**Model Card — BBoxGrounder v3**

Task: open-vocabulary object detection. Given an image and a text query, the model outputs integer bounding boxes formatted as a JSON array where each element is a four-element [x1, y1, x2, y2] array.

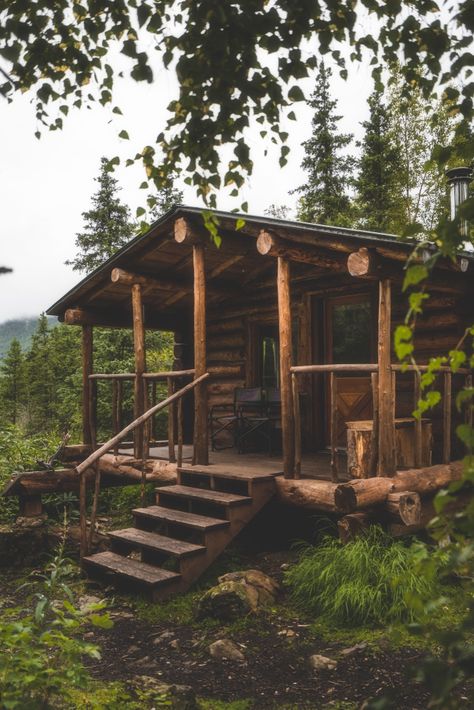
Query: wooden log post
[[277, 257, 295, 478], [329, 371, 338, 482], [257, 230, 345, 270], [292, 373, 302, 479], [167, 377, 176, 463], [81, 325, 93, 446], [443, 371, 452, 464], [132, 283, 146, 459], [193, 243, 209, 465], [377, 279, 396, 476]]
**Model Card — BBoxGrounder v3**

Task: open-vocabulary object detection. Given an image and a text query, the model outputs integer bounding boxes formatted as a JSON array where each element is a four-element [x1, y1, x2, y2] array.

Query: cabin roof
[[47, 204, 473, 324]]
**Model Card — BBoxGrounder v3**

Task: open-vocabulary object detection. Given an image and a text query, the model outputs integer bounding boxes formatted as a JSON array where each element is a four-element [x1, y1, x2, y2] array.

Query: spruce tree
[[0, 338, 26, 424], [147, 178, 184, 221], [66, 157, 135, 273], [354, 87, 403, 234], [295, 63, 355, 226]]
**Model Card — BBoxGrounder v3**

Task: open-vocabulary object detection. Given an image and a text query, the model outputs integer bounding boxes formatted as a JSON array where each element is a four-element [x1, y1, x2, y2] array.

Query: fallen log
[[97, 453, 177, 484], [335, 461, 463, 513], [276, 478, 338, 512], [385, 491, 421, 526]]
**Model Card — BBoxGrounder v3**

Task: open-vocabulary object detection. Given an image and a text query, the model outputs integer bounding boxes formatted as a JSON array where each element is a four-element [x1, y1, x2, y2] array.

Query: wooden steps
[[83, 461, 281, 600]]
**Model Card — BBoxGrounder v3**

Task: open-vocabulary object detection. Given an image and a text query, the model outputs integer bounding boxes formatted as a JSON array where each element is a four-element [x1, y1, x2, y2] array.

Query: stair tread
[[133, 505, 229, 530], [109, 528, 205, 557], [158, 484, 251, 506], [83, 551, 180, 587], [179, 465, 282, 481]]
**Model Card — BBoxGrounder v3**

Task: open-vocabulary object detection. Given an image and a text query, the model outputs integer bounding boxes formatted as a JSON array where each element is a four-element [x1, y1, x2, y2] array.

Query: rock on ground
[[198, 568, 279, 621], [209, 639, 246, 663], [309, 654, 338, 671]]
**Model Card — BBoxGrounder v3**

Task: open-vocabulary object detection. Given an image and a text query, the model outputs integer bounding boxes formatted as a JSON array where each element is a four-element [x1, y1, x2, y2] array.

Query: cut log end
[[257, 230, 276, 255]]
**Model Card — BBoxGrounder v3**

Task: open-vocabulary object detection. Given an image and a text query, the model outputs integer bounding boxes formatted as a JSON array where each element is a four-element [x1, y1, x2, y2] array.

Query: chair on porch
[[209, 387, 266, 452]]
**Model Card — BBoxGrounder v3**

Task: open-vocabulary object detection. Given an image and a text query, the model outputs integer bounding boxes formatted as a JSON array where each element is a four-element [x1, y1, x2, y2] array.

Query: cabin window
[[328, 297, 373, 364]]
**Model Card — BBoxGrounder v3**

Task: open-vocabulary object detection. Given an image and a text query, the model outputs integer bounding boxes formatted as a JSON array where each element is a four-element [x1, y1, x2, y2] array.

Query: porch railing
[[88, 369, 196, 459], [77, 372, 209, 561], [290, 363, 472, 481]]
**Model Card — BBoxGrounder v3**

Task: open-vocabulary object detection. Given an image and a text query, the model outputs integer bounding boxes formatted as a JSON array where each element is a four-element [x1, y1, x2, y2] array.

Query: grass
[[284, 526, 442, 627]]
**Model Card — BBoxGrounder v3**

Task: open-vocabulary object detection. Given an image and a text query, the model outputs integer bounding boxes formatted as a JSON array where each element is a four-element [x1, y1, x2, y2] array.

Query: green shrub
[[285, 526, 441, 626], [0, 523, 112, 708]]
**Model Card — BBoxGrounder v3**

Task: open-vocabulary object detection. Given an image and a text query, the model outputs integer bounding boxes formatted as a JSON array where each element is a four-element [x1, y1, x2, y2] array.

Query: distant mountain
[[0, 316, 58, 359]]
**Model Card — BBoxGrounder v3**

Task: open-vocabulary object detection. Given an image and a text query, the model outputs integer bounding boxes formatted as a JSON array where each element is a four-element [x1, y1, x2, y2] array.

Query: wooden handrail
[[142, 369, 195, 379], [391, 364, 471, 374], [77, 373, 209, 476], [291, 363, 379, 374], [89, 373, 135, 380], [77, 372, 210, 561]]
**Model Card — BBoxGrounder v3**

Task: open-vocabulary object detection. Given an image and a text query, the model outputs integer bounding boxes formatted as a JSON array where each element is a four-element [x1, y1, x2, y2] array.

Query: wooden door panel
[[335, 377, 373, 445]]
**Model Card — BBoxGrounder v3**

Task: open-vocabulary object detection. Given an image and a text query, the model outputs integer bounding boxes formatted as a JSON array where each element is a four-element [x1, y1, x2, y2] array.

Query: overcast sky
[[0, 54, 373, 323]]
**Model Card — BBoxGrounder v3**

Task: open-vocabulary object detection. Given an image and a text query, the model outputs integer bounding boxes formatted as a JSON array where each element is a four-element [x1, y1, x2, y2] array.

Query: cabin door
[[312, 293, 375, 448]]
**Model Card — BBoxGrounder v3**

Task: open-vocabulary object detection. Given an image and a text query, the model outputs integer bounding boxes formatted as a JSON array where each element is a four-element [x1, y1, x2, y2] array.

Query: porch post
[[277, 256, 295, 478], [132, 283, 146, 459], [81, 324, 93, 446], [377, 278, 396, 476], [193, 243, 209, 465]]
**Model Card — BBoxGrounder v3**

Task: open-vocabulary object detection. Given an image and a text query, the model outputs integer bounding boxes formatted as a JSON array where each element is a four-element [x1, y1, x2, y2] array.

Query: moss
[[133, 589, 202, 625], [65, 680, 138, 709], [198, 700, 252, 710]]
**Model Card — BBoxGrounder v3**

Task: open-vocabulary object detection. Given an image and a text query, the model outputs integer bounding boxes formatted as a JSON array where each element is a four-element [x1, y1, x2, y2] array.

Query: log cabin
[[5, 169, 473, 598]]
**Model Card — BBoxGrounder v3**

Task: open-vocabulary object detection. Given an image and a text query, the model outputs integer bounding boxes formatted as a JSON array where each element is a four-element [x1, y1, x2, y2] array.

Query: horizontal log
[[208, 333, 245, 349], [174, 216, 204, 244], [335, 461, 463, 513], [89, 373, 135, 380], [142, 369, 195, 379], [207, 349, 245, 363], [59, 444, 92, 461], [208, 381, 246, 396], [385, 491, 421, 525], [276, 478, 338, 512], [98, 454, 177, 484], [208, 365, 244, 378], [347, 248, 396, 279], [62, 308, 177, 331], [292, 363, 378, 374], [257, 230, 346, 270], [208, 318, 245, 334]]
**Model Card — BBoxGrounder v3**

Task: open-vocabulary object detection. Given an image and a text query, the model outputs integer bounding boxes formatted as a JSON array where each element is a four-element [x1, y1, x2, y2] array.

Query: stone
[[308, 654, 338, 671], [133, 676, 197, 710], [198, 569, 279, 621], [340, 642, 368, 657], [170, 639, 180, 650], [209, 639, 245, 663], [77, 594, 102, 612]]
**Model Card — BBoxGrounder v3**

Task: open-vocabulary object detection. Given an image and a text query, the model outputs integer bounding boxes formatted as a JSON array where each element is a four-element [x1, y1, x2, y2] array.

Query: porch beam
[[377, 279, 396, 476], [193, 243, 209, 465], [132, 283, 146, 458], [81, 325, 93, 446], [277, 256, 295, 478], [257, 230, 346, 270], [63, 307, 177, 331]]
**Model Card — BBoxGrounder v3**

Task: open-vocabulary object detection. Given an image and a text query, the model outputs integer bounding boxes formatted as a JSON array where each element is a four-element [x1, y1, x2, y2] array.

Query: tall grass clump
[[285, 526, 441, 626]]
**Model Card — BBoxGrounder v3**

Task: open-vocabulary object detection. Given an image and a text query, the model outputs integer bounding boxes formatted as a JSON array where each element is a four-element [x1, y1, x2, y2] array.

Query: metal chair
[[209, 387, 265, 452]]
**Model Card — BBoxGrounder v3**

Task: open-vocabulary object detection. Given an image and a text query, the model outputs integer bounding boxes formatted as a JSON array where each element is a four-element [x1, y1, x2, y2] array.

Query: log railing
[[291, 364, 379, 482], [87, 369, 195, 459], [291, 362, 472, 481], [77, 372, 209, 561]]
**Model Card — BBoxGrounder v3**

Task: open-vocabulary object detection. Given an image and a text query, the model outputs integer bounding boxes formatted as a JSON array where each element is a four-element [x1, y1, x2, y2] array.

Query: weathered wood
[[193, 243, 209, 465], [89, 373, 135, 380], [81, 325, 93, 446], [291, 363, 378, 374], [338, 512, 371, 544], [132, 283, 146, 459], [18, 494, 43, 518], [64, 307, 176, 331], [59, 444, 92, 462], [292, 373, 301, 479], [208, 365, 244, 378], [385, 491, 421, 525], [174, 216, 202, 244], [347, 247, 393, 279], [88, 464, 101, 551], [414, 371, 422, 467], [257, 230, 345, 270], [89, 378, 98, 449], [167, 377, 176, 464], [377, 279, 396, 476], [142, 369, 195, 379], [112, 379, 122, 456], [177, 396, 184, 468], [329, 371, 338, 482], [443, 371, 452, 464], [335, 460, 463, 513], [369, 372, 379, 477], [276, 478, 338, 512], [277, 257, 294, 478], [79, 470, 87, 561]]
